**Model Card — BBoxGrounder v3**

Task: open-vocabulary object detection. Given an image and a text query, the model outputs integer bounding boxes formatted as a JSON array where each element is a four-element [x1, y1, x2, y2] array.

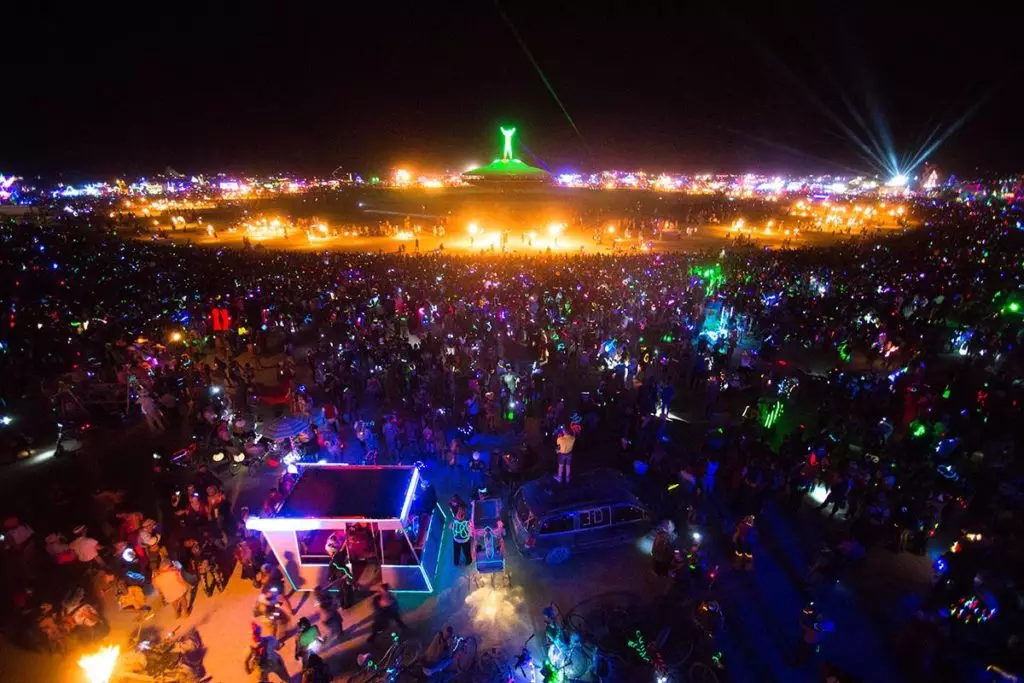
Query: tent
[[261, 416, 310, 441]]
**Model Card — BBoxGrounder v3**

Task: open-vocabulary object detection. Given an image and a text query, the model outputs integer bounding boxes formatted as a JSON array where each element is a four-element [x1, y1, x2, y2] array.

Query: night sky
[[4, 3, 1022, 178]]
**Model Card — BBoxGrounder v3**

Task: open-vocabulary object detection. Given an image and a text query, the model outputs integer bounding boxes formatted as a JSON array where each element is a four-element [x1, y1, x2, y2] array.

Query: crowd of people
[[1, 192, 1023, 681]]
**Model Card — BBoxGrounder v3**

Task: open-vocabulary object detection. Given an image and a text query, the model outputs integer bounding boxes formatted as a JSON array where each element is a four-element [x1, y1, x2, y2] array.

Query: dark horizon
[[3, 3, 1022, 179]]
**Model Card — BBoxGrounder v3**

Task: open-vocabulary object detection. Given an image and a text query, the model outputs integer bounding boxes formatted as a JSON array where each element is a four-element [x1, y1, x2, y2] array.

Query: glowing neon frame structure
[[246, 464, 443, 593]]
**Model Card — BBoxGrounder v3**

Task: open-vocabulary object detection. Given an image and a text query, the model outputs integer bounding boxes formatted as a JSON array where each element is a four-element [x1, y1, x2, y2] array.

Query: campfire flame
[[78, 645, 120, 683]]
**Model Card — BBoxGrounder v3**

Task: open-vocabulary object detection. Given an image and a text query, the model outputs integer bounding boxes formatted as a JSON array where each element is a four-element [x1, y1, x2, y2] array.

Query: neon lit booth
[[246, 465, 443, 593]]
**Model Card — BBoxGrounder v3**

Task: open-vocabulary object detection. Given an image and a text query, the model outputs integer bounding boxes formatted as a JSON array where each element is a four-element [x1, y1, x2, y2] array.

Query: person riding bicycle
[[254, 587, 289, 647], [294, 616, 323, 667]]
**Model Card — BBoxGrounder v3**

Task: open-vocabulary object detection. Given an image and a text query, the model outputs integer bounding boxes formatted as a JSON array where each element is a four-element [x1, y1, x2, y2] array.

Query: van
[[509, 469, 650, 564]]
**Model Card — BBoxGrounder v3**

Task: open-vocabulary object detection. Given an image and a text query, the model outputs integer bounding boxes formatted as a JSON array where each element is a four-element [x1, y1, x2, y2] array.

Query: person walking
[[314, 586, 345, 644], [245, 623, 289, 682], [368, 583, 406, 642], [294, 616, 323, 667], [451, 507, 473, 567], [153, 559, 191, 619]]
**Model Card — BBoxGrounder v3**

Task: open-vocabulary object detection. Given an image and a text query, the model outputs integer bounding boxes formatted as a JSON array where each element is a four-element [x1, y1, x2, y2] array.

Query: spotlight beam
[[750, 45, 891, 176], [716, 125, 870, 176]]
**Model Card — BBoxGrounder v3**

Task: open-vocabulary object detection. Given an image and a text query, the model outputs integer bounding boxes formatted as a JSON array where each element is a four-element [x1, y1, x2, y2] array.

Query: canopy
[[261, 416, 309, 441]]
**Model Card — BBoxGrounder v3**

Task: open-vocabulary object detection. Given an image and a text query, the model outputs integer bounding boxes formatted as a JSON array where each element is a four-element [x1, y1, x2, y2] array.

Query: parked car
[[508, 468, 650, 564]]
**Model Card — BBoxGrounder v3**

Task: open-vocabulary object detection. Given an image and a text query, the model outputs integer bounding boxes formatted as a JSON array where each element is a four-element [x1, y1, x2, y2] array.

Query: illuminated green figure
[[500, 126, 516, 161]]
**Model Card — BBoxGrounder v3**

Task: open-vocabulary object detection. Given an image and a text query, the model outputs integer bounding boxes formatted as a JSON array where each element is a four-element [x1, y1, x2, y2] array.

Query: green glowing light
[[942, 385, 951, 400], [462, 158, 549, 178], [838, 341, 851, 363], [500, 126, 517, 160], [1008, 302, 1021, 314], [910, 422, 927, 438], [763, 400, 783, 429], [689, 263, 726, 294], [627, 630, 651, 662]]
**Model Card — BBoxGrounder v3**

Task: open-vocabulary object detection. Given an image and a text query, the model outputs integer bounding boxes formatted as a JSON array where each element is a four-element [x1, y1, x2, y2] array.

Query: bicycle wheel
[[689, 662, 720, 683], [561, 644, 590, 680], [398, 639, 422, 668], [454, 636, 478, 673], [596, 607, 635, 654], [346, 668, 383, 683], [157, 664, 200, 683], [474, 650, 505, 682], [565, 611, 589, 640], [654, 625, 694, 669], [694, 603, 725, 638]]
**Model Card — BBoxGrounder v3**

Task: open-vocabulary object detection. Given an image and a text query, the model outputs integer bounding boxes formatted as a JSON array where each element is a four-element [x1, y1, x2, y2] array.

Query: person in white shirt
[[555, 427, 576, 484], [70, 525, 105, 569]]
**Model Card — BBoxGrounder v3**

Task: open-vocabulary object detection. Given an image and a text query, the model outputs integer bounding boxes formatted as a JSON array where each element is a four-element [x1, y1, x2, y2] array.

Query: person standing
[[383, 419, 400, 459], [138, 518, 164, 570], [451, 507, 473, 567], [139, 388, 166, 432], [322, 401, 338, 433], [422, 424, 435, 458], [651, 522, 675, 577], [702, 454, 720, 496], [555, 427, 575, 484], [70, 525, 105, 571]]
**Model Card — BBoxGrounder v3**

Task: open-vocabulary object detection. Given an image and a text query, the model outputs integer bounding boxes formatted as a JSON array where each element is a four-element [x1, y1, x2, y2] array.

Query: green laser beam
[[495, 2, 587, 150]]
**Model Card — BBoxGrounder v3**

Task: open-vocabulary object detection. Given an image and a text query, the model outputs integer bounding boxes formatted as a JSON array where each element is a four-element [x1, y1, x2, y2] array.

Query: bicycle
[[477, 635, 543, 683], [688, 655, 729, 683], [545, 601, 590, 643], [686, 602, 727, 683], [547, 629, 592, 679], [349, 632, 422, 683], [421, 630, 478, 682], [590, 604, 636, 654]]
